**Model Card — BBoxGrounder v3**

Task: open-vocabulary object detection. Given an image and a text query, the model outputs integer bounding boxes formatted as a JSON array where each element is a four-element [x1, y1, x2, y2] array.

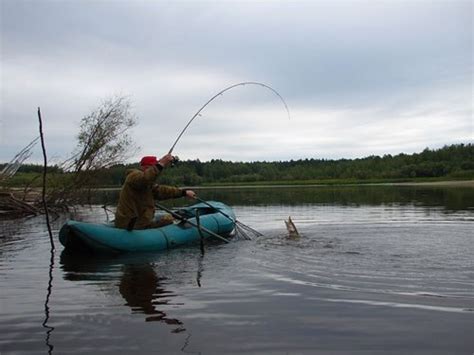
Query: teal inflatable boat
[[59, 201, 235, 254]]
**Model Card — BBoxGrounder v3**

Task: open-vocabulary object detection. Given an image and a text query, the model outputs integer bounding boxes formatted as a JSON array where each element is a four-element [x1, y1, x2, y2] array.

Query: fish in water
[[284, 216, 300, 239]]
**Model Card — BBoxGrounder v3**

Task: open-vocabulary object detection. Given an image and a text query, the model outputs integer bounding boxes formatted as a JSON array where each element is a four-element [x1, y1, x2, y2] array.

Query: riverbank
[[387, 180, 474, 187], [191, 179, 474, 189], [3, 179, 474, 194], [10, 179, 473, 191], [82, 179, 474, 193]]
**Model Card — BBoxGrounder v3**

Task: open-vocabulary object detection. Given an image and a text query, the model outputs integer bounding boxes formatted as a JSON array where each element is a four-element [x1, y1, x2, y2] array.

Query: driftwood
[[0, 191, 42, 218]]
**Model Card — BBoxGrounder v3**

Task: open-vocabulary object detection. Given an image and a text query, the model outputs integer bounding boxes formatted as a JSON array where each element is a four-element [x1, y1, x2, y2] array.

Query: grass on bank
[[2, 172, 474, 189], [199, 176, 474, 187]]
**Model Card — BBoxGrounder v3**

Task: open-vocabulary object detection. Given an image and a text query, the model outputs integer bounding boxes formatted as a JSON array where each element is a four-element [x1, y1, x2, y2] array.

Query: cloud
[[0, 0, 472, 163]]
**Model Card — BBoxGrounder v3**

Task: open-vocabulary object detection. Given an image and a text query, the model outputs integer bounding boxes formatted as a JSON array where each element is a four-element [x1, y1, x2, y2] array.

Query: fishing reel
[[170, 155, 180, 167]]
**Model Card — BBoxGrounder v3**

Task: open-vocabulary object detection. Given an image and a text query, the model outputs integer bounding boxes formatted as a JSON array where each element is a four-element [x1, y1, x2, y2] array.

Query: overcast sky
[[1, 0, 472, 163]]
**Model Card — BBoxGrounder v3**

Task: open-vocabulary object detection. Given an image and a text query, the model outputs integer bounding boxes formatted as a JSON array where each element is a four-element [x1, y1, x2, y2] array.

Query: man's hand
[[185, 190, 196, 199], [158, 153, 175, 168]]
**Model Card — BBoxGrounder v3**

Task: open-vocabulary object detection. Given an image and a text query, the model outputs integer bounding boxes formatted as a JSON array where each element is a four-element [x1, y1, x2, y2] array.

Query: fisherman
[[115, 154, 196, 230]]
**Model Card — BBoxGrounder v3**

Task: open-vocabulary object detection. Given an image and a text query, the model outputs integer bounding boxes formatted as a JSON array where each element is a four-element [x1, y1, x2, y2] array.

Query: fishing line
[[168, 81, 291, 154]]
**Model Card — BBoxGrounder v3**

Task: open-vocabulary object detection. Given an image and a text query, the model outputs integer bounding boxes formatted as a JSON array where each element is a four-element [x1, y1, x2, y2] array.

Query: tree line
[[2, 143, 472, 187]]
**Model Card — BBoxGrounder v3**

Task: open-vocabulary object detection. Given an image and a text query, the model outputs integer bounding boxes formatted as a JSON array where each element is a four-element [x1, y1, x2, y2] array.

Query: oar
[[193, 196, 264, 239], [195, 209, 205, 255], [155, 202, 230, 244]]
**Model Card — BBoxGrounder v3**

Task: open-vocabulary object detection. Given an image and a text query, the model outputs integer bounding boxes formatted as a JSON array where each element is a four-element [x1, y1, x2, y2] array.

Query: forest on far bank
[[2, 143, 473, 187]]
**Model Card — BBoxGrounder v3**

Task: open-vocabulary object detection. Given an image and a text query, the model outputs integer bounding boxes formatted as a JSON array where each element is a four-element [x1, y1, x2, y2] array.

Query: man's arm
[[127, 153, 175, 189], [152, 185, 196, 201]]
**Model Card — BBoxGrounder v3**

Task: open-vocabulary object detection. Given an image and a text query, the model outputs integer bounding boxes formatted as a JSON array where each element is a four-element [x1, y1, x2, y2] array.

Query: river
[[1, 185, 473, 354]]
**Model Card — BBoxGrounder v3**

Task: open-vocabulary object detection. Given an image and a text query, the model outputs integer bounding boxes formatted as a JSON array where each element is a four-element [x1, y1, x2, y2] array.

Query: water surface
[[1, 185, 473, 354]]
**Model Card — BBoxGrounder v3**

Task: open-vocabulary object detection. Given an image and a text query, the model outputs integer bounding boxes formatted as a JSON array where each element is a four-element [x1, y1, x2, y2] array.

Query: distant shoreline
[[385, 180, 474, 187], [180, 179, 474, 190], [5, 180, 474, 192], [91, 180, 474, 190]]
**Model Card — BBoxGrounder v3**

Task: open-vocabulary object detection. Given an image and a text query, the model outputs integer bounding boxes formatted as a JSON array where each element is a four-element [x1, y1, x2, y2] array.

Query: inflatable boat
[[59, 201, 235, 254]]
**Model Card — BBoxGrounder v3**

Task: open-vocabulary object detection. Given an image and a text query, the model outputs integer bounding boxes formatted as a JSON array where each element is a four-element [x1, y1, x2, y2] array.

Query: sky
[[0, 0, 472, 164]]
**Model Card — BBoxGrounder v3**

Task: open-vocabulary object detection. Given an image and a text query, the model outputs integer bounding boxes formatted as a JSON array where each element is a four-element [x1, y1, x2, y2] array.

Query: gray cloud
[[1, 0, 472, 163]]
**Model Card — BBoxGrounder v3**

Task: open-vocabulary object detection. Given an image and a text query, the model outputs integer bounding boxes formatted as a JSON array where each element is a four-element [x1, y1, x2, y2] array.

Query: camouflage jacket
[[114, 165, 184, 229]]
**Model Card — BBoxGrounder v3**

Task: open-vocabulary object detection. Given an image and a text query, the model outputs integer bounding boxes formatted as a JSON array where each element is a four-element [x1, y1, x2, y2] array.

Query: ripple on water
[[1, 196, 474, 353], [246, 215, 474, 314]]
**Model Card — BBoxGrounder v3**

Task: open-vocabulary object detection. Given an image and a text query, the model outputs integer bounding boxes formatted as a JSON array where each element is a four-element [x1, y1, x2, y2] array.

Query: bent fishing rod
[[165, 81, 290, 238], [168, 81, 291, 154]]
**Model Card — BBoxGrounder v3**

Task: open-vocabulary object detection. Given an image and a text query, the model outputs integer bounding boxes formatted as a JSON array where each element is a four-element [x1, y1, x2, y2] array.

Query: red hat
[[140, 156, 158, 166]]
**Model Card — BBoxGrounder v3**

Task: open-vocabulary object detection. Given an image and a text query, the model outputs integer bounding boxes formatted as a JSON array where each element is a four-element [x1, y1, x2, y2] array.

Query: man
[[115, 154, 196, 230]]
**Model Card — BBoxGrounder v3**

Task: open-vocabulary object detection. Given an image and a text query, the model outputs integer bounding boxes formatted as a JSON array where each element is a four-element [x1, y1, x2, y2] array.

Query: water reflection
[[119, 264, 185, 330], [60, 251, 186, 333], [42, 249, 55, 355], [94, 185, 474, 212]]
